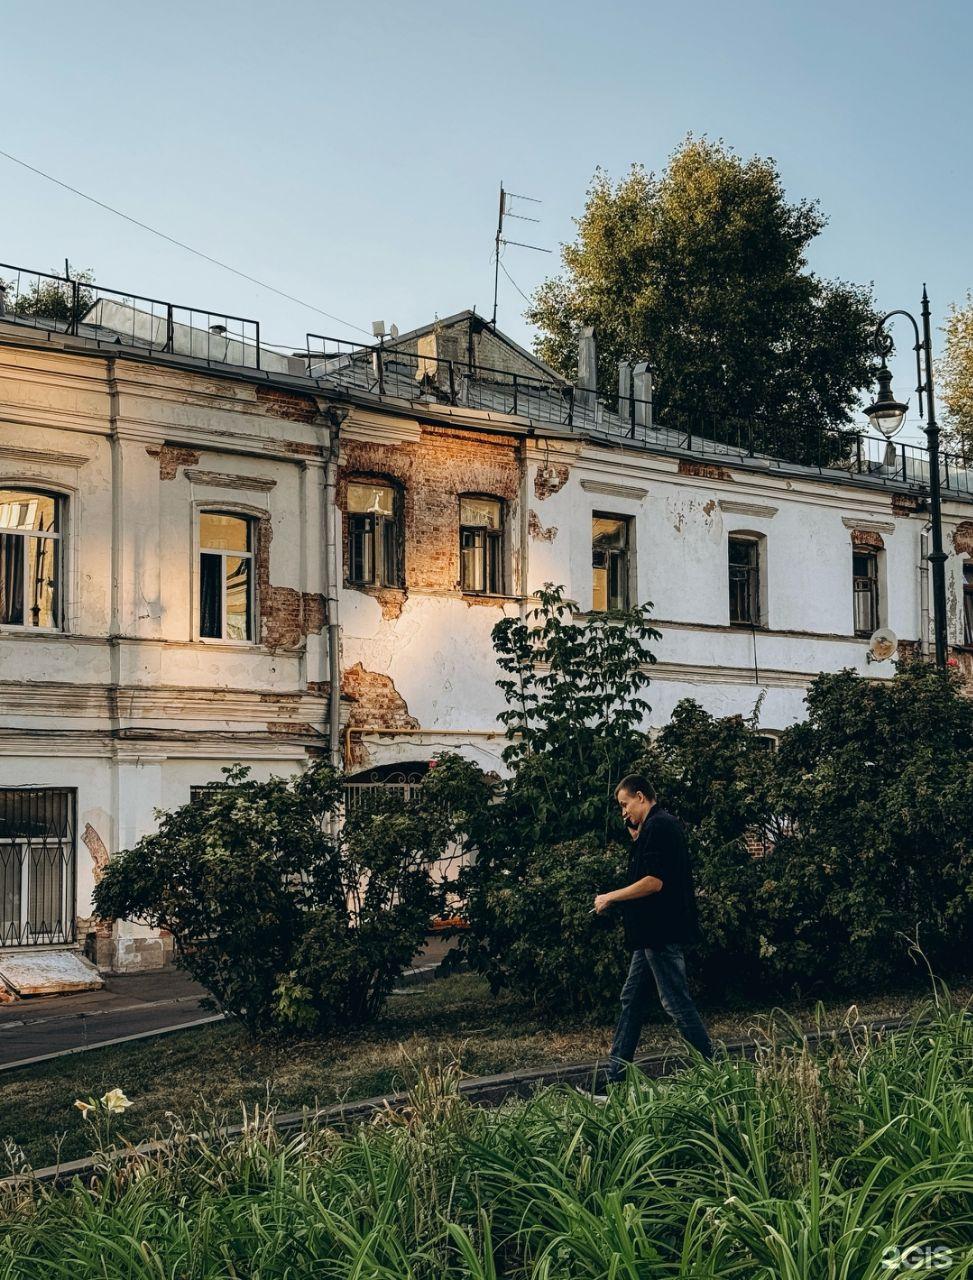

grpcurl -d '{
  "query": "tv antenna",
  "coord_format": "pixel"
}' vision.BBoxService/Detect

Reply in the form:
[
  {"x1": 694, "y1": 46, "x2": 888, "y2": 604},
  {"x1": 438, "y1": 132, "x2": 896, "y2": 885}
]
[{"x1": 491, "y1": 182, "x2": 550, "y2": 325}]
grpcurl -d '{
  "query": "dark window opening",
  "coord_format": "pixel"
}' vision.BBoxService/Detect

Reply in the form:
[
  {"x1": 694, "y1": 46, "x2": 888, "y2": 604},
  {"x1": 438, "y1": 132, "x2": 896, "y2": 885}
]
[
  {"x1": 0, "y1": 788, "x2": 75, "y2": 947},
  {"x1": 0, "y1": 489, "x2": 61, "y2": 629},
  {"x1": 853, "y1": 549, "x2": 879, "y2": 637},
  {"x1": 460, "y1": 496, "x2": 504, "y2": 594},
  {"x1": 199, "y1": 512, "x2": 254, "y2": 641},
  {"x1": 729, "y1": 537, "x2": 761, "y2": 625},
  {"x1": 964, "y1": 562, "x2": 973, "y2": 647},
  {"x1": 592, "y1": 514, "x2": 631, "y2": 611},
  {"x1": 347, "y1": 482, "x2": 403, "y2": 588}
]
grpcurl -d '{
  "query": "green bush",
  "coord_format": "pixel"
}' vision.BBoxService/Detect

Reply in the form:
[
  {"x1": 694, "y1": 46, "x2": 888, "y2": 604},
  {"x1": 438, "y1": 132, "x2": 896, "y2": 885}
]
[
  {"x1": 93, "y1": 760, "x2": 472, "y2": 1037},
  {"x1": 756, "y1": 660, "x2": 973, "y2": 996}
]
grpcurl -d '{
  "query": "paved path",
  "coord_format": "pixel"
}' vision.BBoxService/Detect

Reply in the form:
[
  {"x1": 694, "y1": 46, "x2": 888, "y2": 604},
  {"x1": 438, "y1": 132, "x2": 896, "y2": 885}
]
[{"x1": 0, "y1": 934, "x2": 460, "y2": 1068}]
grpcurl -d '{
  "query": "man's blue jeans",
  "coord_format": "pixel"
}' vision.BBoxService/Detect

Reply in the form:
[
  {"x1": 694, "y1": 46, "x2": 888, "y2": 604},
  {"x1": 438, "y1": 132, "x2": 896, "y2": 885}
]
[{"x1": 607, "y1": 944, "x2": 713, "y2": 1081}]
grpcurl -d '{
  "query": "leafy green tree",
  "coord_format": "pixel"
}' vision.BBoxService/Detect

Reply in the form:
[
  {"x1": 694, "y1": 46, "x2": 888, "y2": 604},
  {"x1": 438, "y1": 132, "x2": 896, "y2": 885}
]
[
  {"x1": 1, "y1": 268, "x2": 94, "y2": 325},
  {"x1": 93, "y1": 760, "x2": 474, "y2": 1037},
  {"x1": 528, "y1": 137, "x2": 876, "y2": 464},
  {"x1": 938, "y1": 292, "x2": 973, "y2": 455}
]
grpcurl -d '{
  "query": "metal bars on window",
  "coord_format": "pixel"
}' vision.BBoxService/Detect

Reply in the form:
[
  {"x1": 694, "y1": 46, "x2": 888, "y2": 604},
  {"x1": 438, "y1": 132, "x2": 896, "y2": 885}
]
[
  {"x1": 729, "y1": 537, "x2": 761, "y2": 626},
  {"x1": 0, "y1": 788, "x2": 76, "y2": 947}
]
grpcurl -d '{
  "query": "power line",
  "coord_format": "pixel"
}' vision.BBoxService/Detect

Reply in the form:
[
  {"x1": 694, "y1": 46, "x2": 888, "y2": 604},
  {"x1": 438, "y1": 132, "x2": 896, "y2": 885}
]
[
  {"x1": 499, "y1": 259, "x2": 532, "y2": 305},
  {"x1": 0, "y1": 146, "x2": 372, "y2": 338}
]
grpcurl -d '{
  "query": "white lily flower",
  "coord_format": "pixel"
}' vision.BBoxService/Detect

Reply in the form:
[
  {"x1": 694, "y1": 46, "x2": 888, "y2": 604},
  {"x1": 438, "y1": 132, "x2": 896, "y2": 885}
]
[{"x1": 101, "y1": 1088, "x2": 132, "y2": 1114}]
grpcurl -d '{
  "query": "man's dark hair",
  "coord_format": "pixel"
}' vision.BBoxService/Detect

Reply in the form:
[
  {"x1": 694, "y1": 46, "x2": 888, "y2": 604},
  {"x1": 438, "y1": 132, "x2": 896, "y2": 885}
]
[{"x1": 615, "y1": 774, "x2": 656, "y2": 801}]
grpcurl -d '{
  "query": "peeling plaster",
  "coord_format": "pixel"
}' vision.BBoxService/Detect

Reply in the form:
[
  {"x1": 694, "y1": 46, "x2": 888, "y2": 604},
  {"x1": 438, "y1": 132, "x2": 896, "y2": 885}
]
[{"x1": 528, "y1": 510, "x2": 558, "y2": 541}]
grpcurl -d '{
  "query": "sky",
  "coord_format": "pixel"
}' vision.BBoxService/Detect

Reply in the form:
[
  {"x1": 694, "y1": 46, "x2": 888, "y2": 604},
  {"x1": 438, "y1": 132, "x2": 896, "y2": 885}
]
[{"x1": 2, "y1": 0, "x2": 971, "y2": 444}]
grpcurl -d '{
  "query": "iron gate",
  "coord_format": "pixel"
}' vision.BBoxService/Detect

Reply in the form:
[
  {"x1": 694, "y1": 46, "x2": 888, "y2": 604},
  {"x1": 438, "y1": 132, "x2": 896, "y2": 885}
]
[{"x1": 0, "y1": 788, "x2": 76, "y2": 946}]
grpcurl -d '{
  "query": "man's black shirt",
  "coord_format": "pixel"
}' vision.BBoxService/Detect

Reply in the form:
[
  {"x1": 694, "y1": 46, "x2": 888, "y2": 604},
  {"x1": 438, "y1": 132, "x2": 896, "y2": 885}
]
[{"x1": 621, "y1": 805, "x2": 702, "y2": 950}]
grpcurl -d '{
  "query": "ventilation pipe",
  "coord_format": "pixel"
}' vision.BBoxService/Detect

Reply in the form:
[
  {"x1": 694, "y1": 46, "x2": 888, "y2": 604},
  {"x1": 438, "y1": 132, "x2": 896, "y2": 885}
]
[{"x1": 577, "y1": 326, "x2": 597, "y2": 413}]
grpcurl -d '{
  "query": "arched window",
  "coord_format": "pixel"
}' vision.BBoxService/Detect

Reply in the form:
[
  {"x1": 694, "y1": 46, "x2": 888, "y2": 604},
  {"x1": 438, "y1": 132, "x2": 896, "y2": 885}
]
[
  {"x1": 963, "y1": 560, "x2": 973, "y2": 647},
  {"x1": 459, "y1": 495, "x2": 504, "y2": 594},
  {"x1": 199, "y1": 512, "x2": 255, "y2": 641},
  {"x1": 346, "y1": 480, "x2": 404, "y2": 588},
  {"x1": 0, "y1": 489, "x2": 62, "y2": 629}
]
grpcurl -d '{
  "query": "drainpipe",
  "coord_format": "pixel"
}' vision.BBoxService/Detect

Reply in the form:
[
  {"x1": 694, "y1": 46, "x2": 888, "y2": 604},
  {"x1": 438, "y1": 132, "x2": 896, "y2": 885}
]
[
  {"x1": 919, "y1": 523, "x2": 931, "y2": 658},
  {"x1": 321, "y1": 407, "x2": 347, "y2": 769},
  {"x1": 518, "y1": 437, "x2": 530, "y2": 622}
]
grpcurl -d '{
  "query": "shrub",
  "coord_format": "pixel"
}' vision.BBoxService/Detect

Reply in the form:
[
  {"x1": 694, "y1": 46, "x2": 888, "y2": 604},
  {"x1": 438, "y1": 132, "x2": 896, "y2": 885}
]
[
  {"x1": 93, "y1": 760, "x2": 470, "y2": 1037},
  {"x1": 757, "y1": 660, "x2": 973, "y2": 995}
]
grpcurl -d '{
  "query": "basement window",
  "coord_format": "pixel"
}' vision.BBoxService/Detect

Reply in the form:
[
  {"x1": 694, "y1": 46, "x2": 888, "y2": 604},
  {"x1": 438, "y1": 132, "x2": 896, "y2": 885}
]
[
  {"x1": 460, "y1": 495, "x2": 504, "y2": 594},
  {"x1": 347, "y1": 482, "x2": 404, "y2": 588},
  {"x1": 729, "y1": 536, "x2": 762, "y2": 626},
  {"x1": 964, "y1": 562, "x2": 973, "y2": 647},
  {"x1": 852, "y1": 549, "x2": 880, "y2": 637},
  {"x1": 0, "y1": 489, "x2": 62, "y2": 630},
  {"x1": 592, "y1": 514, "x2": 631, "y2": 611},
  {"x1": 199, "y1": 512, "x2": 254, "y2": 642}
]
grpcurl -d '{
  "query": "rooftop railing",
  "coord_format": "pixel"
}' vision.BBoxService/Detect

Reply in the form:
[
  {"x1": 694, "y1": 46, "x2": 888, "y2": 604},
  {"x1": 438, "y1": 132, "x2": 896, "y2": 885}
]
[{"x1": 0, "y1": 262, "x2": 263, "y2": 370}]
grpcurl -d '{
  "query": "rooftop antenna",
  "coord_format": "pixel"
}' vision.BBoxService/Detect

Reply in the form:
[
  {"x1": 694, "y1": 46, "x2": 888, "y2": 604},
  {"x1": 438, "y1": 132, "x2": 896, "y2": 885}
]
[{"x1": 491, "y1": 182, "x2": 550, "y2": 326}]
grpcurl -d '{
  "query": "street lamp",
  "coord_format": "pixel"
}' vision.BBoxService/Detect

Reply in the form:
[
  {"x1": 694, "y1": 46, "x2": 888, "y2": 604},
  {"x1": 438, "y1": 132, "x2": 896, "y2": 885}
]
[{"x1": 862, "y1": 287, "x2": 948, "y2": 670}]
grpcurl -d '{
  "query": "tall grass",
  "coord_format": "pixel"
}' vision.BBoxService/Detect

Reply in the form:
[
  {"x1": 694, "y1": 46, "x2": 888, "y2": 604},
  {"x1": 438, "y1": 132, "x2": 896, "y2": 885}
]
[{"x1": 0, "y1": 987, "x2": 969, "y2": 1278}]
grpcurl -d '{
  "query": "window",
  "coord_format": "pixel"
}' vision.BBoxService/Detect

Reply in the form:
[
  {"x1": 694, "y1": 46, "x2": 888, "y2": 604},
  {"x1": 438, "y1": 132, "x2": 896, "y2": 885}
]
[
  {"x1": 0, "y1": 787, "x2": 75, "y2": 947},
  {"x1": 460, "y1": 495, "x2": 504, "y2": 594},
  {"x1": 199, "y1": 512, "x2": 254, "y2": 641},
  {"x1": 592, "y1": 514, "x2": 631, "y2": 611},
  {"x1": 0, "y1": 489, "x2": 61, "y2": 629},
  {"x1": 852, "y1": 549, "x2": 879, "y2": 637},
  {"x1": 728, "y1": 536, "x2": 761, "y2": 625},
  {"x1": 964, "y1": 562, "x2": 973, "y2": 647},
  {"x1": 346, "y1": 481, "x2": 403, "y2": 588}
]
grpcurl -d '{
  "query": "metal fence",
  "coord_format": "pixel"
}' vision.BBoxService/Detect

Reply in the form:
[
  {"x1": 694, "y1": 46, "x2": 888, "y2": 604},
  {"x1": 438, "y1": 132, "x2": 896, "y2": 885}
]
[
  {"x1": 0, "y1": 262, "x2": 263, "y2": 370},
  {"x1": 0, "y1": 788, "x2": 76, "y2": 947}
]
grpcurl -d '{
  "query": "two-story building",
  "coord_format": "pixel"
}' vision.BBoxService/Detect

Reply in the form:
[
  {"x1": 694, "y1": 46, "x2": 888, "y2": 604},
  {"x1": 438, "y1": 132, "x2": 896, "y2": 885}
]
[{"x1": 1, "y1": 264, "x2": 971, "y2": 987}]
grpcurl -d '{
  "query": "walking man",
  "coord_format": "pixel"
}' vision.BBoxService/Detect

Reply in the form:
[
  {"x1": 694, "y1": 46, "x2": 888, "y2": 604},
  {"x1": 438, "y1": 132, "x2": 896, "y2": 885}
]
[{"x1": 594, "y1": 774, "x2": 713, "y2": 1082}]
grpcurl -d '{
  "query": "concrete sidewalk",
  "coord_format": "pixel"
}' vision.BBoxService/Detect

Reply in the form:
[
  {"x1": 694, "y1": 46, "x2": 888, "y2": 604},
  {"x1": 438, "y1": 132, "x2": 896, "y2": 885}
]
[{"x1": 0, "y1": 934, "x2": 460, "y2": 1068}]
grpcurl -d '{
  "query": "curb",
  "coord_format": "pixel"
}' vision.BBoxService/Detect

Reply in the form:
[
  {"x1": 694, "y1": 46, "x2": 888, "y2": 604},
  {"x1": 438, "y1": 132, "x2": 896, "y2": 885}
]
[
  {"x1": 3, "y1": 1009, "x2": 928, "y2": 1190},
  {"x1": 0, "y1": 1013, "x2": 226, "y2": 1074}
]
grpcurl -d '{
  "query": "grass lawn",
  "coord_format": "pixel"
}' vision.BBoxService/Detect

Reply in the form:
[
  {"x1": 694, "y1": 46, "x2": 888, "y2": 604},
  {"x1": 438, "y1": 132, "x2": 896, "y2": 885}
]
[
  {"x1": 1, "y1": 997, "x2": 970, "y2": 1278},
  {"x1": 1, "y1": 970, "x2": 969, "y2": 1171}
]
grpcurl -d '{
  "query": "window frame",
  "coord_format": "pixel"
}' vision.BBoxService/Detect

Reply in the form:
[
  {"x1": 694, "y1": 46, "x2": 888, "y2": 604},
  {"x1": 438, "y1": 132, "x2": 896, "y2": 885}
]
[
  {"x1": 852, "y1": 547, "x2": 880, "y2": 638},
  {"x1": 0, "y1": 488, "x2": 64, "y2": 633},
  {"x1": 345, "y1": 480, "x2": 404, "y2": 589},
  {"x1": 459, "y1": 493, "x2": 505, "y2": 596},
  {"x1": 197, "y1": 510, "x2": 257, "y2": 645},
  {"x1": 962, "y1": 561, "x2": 973, "y2": 648},
  {"x1": 591, "y1": 511, "x2": 633, "y2": 612},
  {"x1": 728, "y1": 534, "x2": 763, "y2": 627}
]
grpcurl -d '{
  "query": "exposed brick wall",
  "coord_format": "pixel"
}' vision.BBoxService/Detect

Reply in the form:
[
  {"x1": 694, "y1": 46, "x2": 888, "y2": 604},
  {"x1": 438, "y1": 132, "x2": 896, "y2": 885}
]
[
  {"x1": 528, "y1": 510, "x2": 557, "y2": 541},
  {"x1": 338, "y1": 425, "x2": 521, "y2": 596},
  {"x1": 851, "y1": 528, "x2": 885, "y2": 549},
  {"x1": 255, "y1": 386, "x2": 319, "y2": 423},
  {"x1": 534, "y1": 463, "x2": 569, "y2": 499},
  {"x1": 892, "y1": 492, "x2": 923, "y2": 517},
  {"x1": 341, "y1": 661, "x2": 419, "y2": 766},
  {"x1": 81, "y1": 823, "x2": 110, "y2": 881},
  {"x1": 678, "y1": 459, "x2": 733, "y2": 482},
  {"x1": 952, "y1": 520, "x2": 973, "y2": 556},
  {"x1": 146, "y1": 444, "x2": 201, "y2": 480},
  {"x1": 255, "y1": 513, "x2": 327, "y2": 649}
]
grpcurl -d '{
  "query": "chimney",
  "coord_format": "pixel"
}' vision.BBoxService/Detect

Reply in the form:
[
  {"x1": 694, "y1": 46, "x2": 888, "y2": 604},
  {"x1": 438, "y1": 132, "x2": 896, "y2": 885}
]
[
  {"x1": 633, "y1": 361, "x2": 653, "y2": 429},
  {"x1": 577, "y1": 325, "x2": 597, "y2": 412},
  {"x1": 617, "y1": 360, "x2": 632, "y2": 422}
]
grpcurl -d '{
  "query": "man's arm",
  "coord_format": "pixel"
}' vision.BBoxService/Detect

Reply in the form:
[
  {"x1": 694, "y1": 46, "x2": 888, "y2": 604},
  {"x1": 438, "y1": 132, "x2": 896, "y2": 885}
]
[{"x1": 594, "y1": 875, "x2": 662, "y2": 914}]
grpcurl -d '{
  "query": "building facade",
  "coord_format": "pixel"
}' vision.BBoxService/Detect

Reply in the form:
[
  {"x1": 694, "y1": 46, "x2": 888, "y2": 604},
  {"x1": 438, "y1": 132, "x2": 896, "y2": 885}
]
[{"x1": 1, "y1": 270, "x2": 971, "y2": 981}]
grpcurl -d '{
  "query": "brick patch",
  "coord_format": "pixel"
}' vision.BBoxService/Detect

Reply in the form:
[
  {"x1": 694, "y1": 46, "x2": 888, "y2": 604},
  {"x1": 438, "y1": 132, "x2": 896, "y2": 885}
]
[
  {"x1": 952, "y1": 520, "x2": 973, "y2": 556},
  {"x1": 892, "y1": 492, "x2": 923, "y2": 517},
  {"x1": 146, "y1": 444, "x2": 201, "y2": 480},
  {"x1": 255, "y1": 386, "x2": 319, "y2": 423},
  {"x1": 528, "y1": 510, "x2": 557, "y2": 541},
  {"x1": 256, "y1": 515, "x2": 327, "y2": 649},
  {"x1": 341, "y1": 662, "x2": 419, "y2": 766},
  {"x1": 533, "y1": 463, "x2": 569, "y2": 499},
  {"x1": 851, "y1": 528, "x2": 885, "y2": 549},
  {"x1": 678, "y1": 459, "x2": 733, "y2": 482}
]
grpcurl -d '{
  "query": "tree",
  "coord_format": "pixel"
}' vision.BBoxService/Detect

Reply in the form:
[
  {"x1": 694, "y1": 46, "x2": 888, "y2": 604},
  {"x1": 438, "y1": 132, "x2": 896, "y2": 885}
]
[
  {"x1": 938, "y1": 293, "x2": 973, "y2": 456},
  {"x1": 528, "y1": 137, "x2": 876, "y2": 465},
  {"x1": 0, "y1": 268, "x2": 94, "y2": 325}
]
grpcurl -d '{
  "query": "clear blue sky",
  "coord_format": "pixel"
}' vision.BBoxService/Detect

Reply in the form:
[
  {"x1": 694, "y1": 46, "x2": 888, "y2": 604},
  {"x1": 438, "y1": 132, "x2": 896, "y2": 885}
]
[{"x1": 3, "y1": 0, "x2": 970, "y2": 440}]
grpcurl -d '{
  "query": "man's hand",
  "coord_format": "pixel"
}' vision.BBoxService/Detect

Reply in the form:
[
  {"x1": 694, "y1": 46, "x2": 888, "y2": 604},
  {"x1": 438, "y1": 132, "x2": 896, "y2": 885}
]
[{"x1": 593, "y1": 892, "x2": 614, "y2": 915}]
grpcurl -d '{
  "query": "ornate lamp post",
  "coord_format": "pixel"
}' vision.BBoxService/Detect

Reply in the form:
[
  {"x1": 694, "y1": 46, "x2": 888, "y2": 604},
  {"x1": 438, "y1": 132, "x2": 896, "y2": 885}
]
[{"x1": 863, "y1": 288, "x2": 948, "y2": 670}]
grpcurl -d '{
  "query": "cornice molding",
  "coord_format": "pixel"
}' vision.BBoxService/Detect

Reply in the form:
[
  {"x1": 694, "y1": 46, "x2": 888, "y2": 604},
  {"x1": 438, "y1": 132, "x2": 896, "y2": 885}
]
[
  {"x1": 580, "y1": 478, "x2": 649, "y2": 500},
  {"x1": 841, "y1": 517, "x2": 896, "y2": 534},
  {"x1": 0, "y1": 443, "x2": 91, "y2": 468},
  {"x1": 184, "y1": 469, "x2": 277, "y2": 492},
  {"x1": 718, "y1": 499, "x2": 778, "y2": 518}
]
